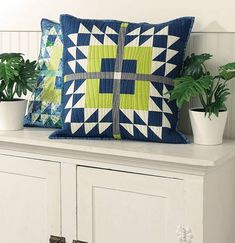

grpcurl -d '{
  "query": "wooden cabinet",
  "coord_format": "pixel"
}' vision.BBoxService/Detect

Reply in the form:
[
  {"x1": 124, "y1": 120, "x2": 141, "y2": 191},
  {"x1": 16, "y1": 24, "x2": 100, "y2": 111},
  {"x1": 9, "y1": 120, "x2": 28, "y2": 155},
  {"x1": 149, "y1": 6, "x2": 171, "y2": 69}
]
[
  {"x1": 77, "y1": 166, "x2": 186, "y2": 243},
  {"x1": 0, "y1": 154, "x2": 61, "y2": 243},
  {"x1": 0, "y1": 128, "x2": 234, "y2": 243}
]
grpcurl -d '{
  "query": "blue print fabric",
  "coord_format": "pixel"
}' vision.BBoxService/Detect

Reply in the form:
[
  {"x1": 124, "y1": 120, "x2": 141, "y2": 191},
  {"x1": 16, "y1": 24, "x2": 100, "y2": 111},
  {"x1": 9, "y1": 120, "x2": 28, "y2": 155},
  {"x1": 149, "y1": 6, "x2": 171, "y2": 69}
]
[{"x1": 24, "y1": 19, "x2": 63, "y2": 128}]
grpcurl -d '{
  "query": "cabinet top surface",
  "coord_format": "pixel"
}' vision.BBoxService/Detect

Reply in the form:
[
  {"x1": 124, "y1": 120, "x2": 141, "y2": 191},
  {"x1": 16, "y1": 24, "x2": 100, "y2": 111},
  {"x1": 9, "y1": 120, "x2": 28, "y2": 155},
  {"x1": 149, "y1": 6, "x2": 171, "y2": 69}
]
[{"x1": 0, "y1": 128, "x2": 234, "y2": 167}]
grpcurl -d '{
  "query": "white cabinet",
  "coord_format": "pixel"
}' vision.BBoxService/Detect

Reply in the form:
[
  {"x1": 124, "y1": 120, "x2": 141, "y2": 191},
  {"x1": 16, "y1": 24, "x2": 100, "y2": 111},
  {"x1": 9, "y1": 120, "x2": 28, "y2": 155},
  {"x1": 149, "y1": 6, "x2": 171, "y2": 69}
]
[
  {"x1": 0, "y1": 154, "x2": 61, "y2": 243},
  {"x1": 77, "y1": 166, "x2": 186, "y2": 243},
  {"x1": 0, "y1": 128, "x2": 234, "y2": 243}
]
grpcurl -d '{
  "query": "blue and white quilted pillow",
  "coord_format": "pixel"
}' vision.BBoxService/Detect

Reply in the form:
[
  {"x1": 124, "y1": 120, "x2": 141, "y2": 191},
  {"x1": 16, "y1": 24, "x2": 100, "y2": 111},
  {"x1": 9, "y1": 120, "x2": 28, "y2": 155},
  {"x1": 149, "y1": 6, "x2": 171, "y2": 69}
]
[
  {"x1": 24, "y1": 19, "x2": 63, "y2": 128},
  {"x1": 50, "y1": 15, "x2": 194, "y2": 143}
]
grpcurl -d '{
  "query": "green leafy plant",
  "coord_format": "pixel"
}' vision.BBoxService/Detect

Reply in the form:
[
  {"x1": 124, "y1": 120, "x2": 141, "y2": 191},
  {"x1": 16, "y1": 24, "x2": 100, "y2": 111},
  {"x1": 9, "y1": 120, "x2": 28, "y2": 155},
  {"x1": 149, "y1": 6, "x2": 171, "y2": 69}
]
[
  {"x1": 0, "y1": 53, "x2": 39, "y2": 101},
  {"x1": 168, "y1": 53, "x2": 235, "y2": 117}
]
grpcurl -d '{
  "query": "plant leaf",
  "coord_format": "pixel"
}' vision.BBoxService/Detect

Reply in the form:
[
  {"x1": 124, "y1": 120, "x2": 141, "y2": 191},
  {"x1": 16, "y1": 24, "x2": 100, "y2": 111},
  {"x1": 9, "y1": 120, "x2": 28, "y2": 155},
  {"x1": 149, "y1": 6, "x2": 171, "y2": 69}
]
[
  {"x1": 0, "y1": 63, "x2": 19, "y2": 83},
  {"x1": 206, "y1": 82, "x2": 229, "y2": 117},
  {"x1": 181, "y1": 53, "x2": 212, "y2": 79},
  {"x1": 219, "y1": 62, "x2": 235, "y2": 81},
  {"x1": 0, "y1": 53, "x2": 38, "y2": 100},
  {"x1": 169, "y1": 75, "x2": 213, "y2": 108}
]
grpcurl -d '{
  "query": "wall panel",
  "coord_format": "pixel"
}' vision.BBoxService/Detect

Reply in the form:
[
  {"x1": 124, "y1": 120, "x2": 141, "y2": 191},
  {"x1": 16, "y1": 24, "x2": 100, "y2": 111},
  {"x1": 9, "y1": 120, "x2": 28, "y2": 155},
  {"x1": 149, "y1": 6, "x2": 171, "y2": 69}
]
[{"x1": 1, "y1": 0, "x2": 235, "y2": 32}]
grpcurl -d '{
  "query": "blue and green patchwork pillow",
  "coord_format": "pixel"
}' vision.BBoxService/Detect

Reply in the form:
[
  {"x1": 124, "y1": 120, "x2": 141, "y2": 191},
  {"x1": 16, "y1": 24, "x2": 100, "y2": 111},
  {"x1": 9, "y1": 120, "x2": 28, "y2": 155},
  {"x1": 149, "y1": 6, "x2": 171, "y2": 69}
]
[
  {"x1": 50, "y1": 14, "x2": 194, "y2": 143},
  {"x1": 24, "y1": 19, "x2": 63, "y2": 128}
]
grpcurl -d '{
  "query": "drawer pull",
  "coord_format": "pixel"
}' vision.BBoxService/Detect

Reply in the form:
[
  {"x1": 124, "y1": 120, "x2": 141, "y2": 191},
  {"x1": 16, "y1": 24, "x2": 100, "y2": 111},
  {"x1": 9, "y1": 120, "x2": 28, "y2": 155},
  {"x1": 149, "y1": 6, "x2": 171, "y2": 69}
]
[
  {"x1": 176, "y1": 225, "x2": 193, "y2": 243},
  {"x1": 49, "y1": 235, "x2": 66, "y2": 243},
  {"x1": 73, "y1": 241, "x2": 88, "y2": 243}
]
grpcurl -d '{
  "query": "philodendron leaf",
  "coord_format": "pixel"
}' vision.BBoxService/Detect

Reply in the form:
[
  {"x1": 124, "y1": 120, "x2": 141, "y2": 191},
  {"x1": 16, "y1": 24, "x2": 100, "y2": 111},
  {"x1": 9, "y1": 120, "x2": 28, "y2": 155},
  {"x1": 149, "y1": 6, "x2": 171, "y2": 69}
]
[
  {"x1": 219, "y1": 62, "x2": 235, "y2": 81},
  {"x1": 206, "y1": 83, "x2": 230, "y2": 117},
  {"x1": 0, "y1": 81, "x2": 6, "y2": 93},
  {"x1": 182, "y1": 53, "x2": 212, "y2": 79},
  {"x1": 15, "y1": 82, "x2": 22, "y2": 97},
  {"x1": 0, "y1": 63, "x2": 19, "y2": 83},
  {"x1": 0, "y1": 53, "x2": 23, "y2": 60},
  {"x1": 169, "y1": 75, "x2": 212, "y2": 108},
  {"x1": 0, "y1": 53, "x2": 38, "y2": 101}
]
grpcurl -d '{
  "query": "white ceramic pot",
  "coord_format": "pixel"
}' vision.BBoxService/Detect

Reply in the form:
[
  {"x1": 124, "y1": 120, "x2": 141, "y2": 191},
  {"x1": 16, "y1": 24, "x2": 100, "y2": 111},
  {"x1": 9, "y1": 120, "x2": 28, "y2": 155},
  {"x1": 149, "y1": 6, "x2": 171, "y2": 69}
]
[
  {"x1": 189, "y1": 108, "x2": 228, "y2": 145},
  {"x1": 0, "y1": 99, "x2": 27, "y2": 131}
]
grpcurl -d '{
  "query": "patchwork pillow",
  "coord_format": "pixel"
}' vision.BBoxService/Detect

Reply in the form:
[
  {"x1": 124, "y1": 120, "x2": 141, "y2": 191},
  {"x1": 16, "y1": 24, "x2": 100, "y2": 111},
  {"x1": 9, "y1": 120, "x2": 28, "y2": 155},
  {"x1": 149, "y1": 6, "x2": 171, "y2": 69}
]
[
  {"x1": 50, "y1": 14, "x2": 194, "y2": 143},
  {"x1": 24, "y1": 19, "x2": 63, "y2": 128}
]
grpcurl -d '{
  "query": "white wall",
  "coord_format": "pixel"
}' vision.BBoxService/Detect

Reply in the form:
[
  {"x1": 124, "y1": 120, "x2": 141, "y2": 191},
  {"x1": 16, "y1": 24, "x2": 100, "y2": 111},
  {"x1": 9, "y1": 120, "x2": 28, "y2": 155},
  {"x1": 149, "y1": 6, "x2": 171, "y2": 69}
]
[
  {"x1": 1, "y1": 0, "x2": 235, "y2": 32},
  {"x1": 1, "y1": 1, "x2": 235, "y2": 138}
]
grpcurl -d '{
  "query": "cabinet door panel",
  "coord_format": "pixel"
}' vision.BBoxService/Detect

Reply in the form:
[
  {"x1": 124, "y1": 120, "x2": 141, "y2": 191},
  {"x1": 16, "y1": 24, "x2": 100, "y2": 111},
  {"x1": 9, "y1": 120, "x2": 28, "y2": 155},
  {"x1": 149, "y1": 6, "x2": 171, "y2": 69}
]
[
  {"x1": 0, "y1": 154, "x2": 61, "y2": 243},
  {"x1": 77, "y1": 166, "x2": 185, "y2": 243}
]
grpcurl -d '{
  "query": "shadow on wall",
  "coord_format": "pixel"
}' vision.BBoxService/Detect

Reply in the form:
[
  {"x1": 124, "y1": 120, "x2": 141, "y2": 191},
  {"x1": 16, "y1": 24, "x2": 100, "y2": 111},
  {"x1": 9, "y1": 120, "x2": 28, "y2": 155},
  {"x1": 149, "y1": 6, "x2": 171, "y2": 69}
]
[
  {"x1": 199, "y1": 21, "x2": 228, "y2": 33},
  {"x1": 178, "y1": 97, "x2": 200, "y2": 136}
]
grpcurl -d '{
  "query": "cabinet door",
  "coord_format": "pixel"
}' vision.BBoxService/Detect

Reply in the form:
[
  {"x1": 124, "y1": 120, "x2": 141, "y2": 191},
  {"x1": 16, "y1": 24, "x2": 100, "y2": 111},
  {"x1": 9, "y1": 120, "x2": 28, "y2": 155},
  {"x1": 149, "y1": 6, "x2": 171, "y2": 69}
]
[
  {"x1": 77, "y1": 166, "x2": 185, "y2": 243},
  {"x1": 0, "y1": 154, "x2": 61, "y2": 243}
]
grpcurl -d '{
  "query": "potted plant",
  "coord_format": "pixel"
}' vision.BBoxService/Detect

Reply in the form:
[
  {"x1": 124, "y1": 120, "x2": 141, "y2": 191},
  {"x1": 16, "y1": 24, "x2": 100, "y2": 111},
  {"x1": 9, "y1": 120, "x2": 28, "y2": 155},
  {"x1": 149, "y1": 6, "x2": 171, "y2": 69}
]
[
  {"x1": 0, "y1": 53, "x2": 38, "y2": 130},
  {"x1": 169, "y1": 53, "x2": 235, "y2": 145}
]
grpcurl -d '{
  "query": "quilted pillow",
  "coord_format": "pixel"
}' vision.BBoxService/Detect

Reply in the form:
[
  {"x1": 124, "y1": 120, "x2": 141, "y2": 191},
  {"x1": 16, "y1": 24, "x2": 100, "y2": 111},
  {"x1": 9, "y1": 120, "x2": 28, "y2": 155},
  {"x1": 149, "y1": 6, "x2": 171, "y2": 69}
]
[
  {"x1": 50, "y1": 14, "x2": 194, "y2": 143},
  {"x1": 24, "y1": 19, "x2": 63, "y2": 128}
]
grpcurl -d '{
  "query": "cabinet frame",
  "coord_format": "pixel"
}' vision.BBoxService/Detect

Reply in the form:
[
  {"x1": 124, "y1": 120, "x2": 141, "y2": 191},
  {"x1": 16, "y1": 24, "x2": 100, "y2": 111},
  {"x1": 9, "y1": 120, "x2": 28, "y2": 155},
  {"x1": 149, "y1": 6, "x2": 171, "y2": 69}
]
[{"x1": 0, "y1": 153, "x2": 61, "y2": 242}]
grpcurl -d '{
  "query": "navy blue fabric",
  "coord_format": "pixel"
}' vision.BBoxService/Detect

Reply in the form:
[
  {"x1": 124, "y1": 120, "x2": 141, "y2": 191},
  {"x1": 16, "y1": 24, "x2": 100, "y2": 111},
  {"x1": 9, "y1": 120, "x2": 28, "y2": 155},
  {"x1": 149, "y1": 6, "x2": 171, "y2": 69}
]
[{"x1": 50, "y1": 14, "x2": 194, "y2": 144}]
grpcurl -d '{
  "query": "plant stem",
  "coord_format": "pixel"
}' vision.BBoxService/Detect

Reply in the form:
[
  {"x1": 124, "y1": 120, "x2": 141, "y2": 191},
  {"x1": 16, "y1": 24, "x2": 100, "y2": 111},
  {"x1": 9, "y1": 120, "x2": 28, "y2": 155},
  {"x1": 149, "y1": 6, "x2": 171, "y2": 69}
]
[
  {"x1": 199, "y1": 94, "x2": 207, "y2": 110},
  {"x1": 202, "y1": 63, "x2": 208, "y2": 74},
  {"x1": 1, "y1": 91, "x2": 8, "y2": 101},
  {"x1": 207, "y1": 78, "x2": 220, "y2": 106},
  {"x1": 12, "y1": 91, "x2": 16, "y2": 100},
  {"x1": 5, "y1": 85, "x2": 14, "y2": 100}
]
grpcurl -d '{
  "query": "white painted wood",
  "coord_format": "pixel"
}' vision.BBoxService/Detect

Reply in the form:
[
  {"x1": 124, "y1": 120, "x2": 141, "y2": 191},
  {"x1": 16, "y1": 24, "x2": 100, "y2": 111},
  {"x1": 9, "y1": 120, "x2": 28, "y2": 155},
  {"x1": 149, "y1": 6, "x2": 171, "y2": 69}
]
[
  {"x1": 203, "y1": 160, "x2": 235, "y2": 243},
  {"x1": 77, "y1": 166, "x2": 185, "y2": 243},
  {"x1": 0, "y1": 154, "x2": 61, "y2": 243},
  {"x1": 0, "y1": 0, "x2": 235, "y2": 32},
  {"x1": 183, "y1": 176, "x2": 204, "y2": 243},
  {"x1": 61, "y1": 163, "x2": 77, "y2": 243},
  {"x1": 0, "y1": 31, "x2": 40, "y2": 100},
  {"x1": 0, "y1": 144, "x2": 208, "y2": 178},
  {"x1": 0, "y1": 31, "x2": 40, "y2": 60},
  {"x1": 0, "y1": 128, "x2": 235, "y2": 168},
  {"x1": 0, "y1": 129, "x2": 233, "y2": 243}
]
